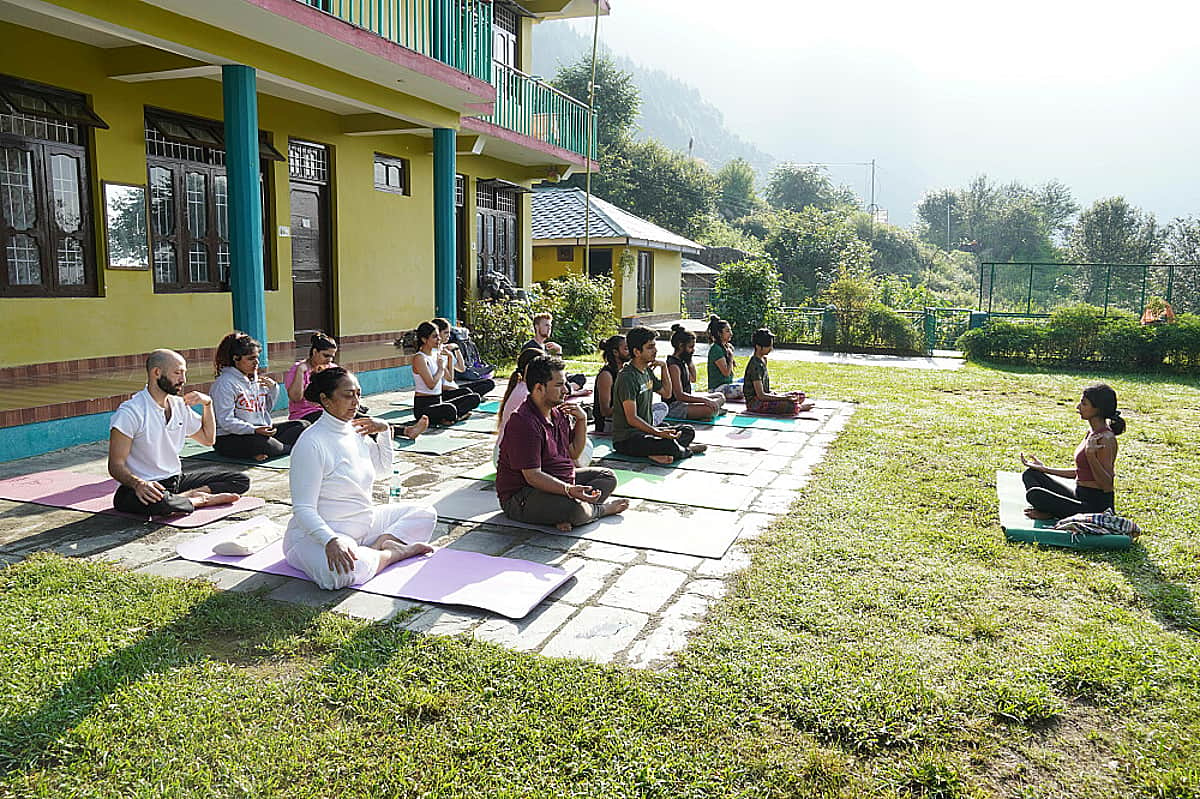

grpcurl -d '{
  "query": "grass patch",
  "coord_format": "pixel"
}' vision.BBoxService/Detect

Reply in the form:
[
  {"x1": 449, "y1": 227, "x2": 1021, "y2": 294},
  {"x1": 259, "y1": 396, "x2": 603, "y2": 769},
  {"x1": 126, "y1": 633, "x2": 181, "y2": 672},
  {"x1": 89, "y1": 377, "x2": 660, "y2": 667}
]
[{"x1": 1, "y1": 361, "x2": 1198, "y2": 797}]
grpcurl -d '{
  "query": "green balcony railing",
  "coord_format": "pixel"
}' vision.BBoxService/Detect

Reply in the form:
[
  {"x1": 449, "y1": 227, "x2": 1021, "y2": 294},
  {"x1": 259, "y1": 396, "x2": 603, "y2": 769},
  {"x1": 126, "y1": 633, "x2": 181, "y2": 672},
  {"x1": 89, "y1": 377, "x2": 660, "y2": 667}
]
[
  {"x1": 480, "y1": 62, "x2": 597, "y2": 160},
  {"x1": 295, "y1": 0, "x2": 493, "y2": 84}
]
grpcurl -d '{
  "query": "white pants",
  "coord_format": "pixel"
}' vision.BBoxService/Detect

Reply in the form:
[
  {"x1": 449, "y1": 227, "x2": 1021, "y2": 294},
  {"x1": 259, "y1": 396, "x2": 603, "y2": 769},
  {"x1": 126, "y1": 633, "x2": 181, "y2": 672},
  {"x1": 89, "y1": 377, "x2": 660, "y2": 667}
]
[{"x1": 283, "y1": 503, "x2": 437, "y2": 590}]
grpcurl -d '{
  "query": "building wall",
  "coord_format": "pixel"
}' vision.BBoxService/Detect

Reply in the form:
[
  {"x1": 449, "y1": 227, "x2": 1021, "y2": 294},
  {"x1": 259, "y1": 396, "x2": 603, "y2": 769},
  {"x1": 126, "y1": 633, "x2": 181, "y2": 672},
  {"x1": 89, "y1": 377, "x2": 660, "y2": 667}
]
[
  {"x1": 531, "y1": 243, "x2": 681, "y2": 320},
  {"x1": 0, "y1": 24, "x2": 535, "y2": 367}
]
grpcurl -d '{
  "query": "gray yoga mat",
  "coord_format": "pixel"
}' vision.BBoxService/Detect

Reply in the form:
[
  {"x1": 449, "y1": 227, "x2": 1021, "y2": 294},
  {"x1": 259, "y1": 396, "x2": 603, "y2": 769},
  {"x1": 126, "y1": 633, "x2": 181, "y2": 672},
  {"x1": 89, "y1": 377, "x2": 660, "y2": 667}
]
[
  {"x1": 394, "y1": 433, "x2": 483, "y2": 456},
  {"x1": 589, "y1": 438, "x2": 761, "y2": 475},
  {"x1": 427, "y1": 480, "x2": 741, "y2": 559}
]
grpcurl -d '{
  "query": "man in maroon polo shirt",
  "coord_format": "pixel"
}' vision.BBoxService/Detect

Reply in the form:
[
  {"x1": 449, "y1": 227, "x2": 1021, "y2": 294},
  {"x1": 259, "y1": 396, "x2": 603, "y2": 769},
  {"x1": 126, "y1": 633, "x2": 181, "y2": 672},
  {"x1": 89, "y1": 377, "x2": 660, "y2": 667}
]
[{"x1": 496, "y1": 355, "x2": 628, "y2": 531}]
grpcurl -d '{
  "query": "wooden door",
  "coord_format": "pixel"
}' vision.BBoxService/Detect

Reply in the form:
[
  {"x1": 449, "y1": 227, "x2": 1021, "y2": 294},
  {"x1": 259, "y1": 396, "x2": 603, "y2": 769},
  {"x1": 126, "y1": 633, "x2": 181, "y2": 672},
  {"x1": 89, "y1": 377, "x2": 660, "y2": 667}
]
[{"x1": 289, "y1": 183, "x2": 330, "y2": 340}]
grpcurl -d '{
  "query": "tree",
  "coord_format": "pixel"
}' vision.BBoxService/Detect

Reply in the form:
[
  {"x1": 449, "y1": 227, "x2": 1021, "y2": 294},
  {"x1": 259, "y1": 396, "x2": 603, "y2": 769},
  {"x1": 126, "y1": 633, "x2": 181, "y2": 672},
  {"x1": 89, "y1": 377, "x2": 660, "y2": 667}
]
[
  {"x1": 552, "y1": 54, "x2": 639, "y2": 154},
  {"x1": 851, "y1": 212, "x2": 922, "y2": 279},
  {"x1": 716, "y1": 158, "x2": 760, "y2": 221},
  {"x1": 764, "y1": 207, "x2": 873, "y2": 301},
  {"x1": 764, "y1": 164, "x2": 857, "y2": 213},
  {"x1": 1067, "y1": 197, "x2": 1161, "y2": 305},
  {"x1": 592, "y1": 136, "x2": 718, "y2": 239},
  {"x1": 1157, "y1": 216, "x2": 1200, "y2": 312},
  {"x1": 710, "y1": 258, "x2": 782, "y2": 345},
  {"x1": 915, "y1": 188, "x2": 963, "y2": 250}
]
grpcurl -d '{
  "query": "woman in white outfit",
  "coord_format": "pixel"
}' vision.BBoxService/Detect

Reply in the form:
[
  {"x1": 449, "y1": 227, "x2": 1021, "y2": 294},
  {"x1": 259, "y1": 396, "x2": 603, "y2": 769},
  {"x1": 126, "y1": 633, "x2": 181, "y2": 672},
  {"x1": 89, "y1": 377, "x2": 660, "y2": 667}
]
[{"x1": 284, "y1": 366, "x2": 437, "y2": 590}]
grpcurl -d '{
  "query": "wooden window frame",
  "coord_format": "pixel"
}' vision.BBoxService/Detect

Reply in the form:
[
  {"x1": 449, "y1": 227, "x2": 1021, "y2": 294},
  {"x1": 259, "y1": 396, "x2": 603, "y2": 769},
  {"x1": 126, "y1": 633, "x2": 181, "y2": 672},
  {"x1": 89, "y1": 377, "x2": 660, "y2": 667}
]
[{"x1": 373, "y1": 153, "x2": 409, "y2": 196}]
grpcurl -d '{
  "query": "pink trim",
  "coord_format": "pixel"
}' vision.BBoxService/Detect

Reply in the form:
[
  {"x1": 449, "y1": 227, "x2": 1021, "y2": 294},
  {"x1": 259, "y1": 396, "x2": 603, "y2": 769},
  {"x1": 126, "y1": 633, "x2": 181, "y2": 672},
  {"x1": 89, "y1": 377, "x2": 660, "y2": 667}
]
[
  {"x1": 242, "y1": 0, "x2": 493, "y2": 101},
  {"x1": 461, "y1": 117, "x2": 596, "y2": 170}
]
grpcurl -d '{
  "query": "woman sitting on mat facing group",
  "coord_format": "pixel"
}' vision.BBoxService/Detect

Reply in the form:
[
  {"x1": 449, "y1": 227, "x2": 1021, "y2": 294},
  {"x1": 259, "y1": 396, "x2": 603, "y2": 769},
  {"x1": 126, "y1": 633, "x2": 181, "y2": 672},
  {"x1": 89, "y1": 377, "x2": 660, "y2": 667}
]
[
  {"x1": 412, "y1": 321, "x2": 481, "y2": 426},
  {"x1": 1020, "y1": 383, "x2": 1124, "y2": 520},
  {"x1": 211, "y1": 331, "x2": 309, "y2": 462},
  {"x1": 743, "y1": 328, "x2": 814, "y2": 417},
  {"x1": 666, "y1": 324, "x2": 726, "y2": 421},
  {"x1": 706, "y1": 315, "x2": 743, "y2": 400},
  {"x1": 284, "y1": 366, "x2": 436, "y2": 590},
  {"x1": 286, "y1": 331, "x2": 428, "y2": 439}
]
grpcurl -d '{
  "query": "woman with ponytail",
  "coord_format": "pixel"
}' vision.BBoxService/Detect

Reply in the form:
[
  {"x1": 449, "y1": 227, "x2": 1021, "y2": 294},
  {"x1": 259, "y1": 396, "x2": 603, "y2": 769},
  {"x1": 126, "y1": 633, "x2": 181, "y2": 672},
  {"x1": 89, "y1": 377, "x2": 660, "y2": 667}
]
[
  {"x1": 1020, "y1": 383, "x2": 1125, "y2": 519},
  {"x1": 705, "y1": 315, "x2": 743, "y2": 400}
]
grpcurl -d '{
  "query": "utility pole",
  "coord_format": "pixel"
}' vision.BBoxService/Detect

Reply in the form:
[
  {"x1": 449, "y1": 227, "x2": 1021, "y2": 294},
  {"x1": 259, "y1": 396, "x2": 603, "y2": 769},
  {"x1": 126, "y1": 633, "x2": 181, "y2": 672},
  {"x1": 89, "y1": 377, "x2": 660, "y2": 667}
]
[{"x1": 946, "y1": 201, "x2": 951, "y2": 250}]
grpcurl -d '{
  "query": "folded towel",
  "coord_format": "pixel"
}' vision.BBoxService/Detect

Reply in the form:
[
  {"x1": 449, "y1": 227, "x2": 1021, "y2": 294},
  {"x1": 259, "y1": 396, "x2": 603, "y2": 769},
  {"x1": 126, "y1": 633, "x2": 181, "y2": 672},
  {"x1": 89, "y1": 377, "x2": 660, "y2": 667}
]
[{"x1": 212, "y1": 517, "x2": 285, "y2": 556}]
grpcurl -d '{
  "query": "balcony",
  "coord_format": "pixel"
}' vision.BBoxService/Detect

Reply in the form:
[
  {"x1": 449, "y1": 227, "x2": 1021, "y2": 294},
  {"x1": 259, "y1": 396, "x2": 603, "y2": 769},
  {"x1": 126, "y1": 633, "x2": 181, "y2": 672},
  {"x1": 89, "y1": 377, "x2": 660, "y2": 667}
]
[
  {"x1": 294, "y1": 0, "x2": 494, "y2": 83},
  {"x1": 473, "y1": 62, "x2": 596, "y2": 163}
]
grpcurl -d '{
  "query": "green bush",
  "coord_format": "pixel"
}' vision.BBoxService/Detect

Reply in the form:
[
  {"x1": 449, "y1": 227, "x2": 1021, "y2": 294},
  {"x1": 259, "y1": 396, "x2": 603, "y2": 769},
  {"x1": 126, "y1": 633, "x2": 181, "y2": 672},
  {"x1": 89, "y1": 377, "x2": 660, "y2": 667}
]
[
  {"x1": 861, "y1": 304, "x2": 921, "y2": 353},
  {"x1": 464, "y1": 295, "x2": 536, "y2": 365},
  {"x1": 1098, "y1": 317, "x2": 1162, "y2": 368},
  {"x1": 1045, "y1": 304, "x2": 1105, "y2": 362},
  {"x1": 538, "y1": 273, "x2": 617, "y2": 356},
  {"x1": 1159, "y1": 313, "x2": 1200, "y2": 368},
  {"x1": 956, "y1": 319, "x2": 1047, "y2": 361},
  {"x1": 711, "y1": 258, "x2": 783, "y2": 345}
]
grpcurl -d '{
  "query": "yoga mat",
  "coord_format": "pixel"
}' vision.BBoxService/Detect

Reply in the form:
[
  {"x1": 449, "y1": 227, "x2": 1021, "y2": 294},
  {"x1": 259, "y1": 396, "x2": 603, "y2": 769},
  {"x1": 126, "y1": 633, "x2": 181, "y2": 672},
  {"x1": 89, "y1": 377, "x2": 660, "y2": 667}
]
[
  {"x1": 453, "y1": 415, "x2": 501, "y2": 434},
  {"x1": 176, "y1": 518, "x2": 570, "y2": 619},
  {"x1": 995, "y1": 471, "x2": 1131, "y2": 551},
  {"x1": 478, "y1": 400, "x2": 501, "y2": 414},
  {"x1": 394, "y1": 432, "x2": 482, "y2": 456},
  {"x1": 0, "y1": 470, "x2": 265, "y2": 528},
  {"x1": 459, "y1": 464, "x2": 753, "y2": 512},
  {"x1": 180, "y1": 440, "x2": 290, "y2": 470},
  {"x1": 688, "y1": 425, "x2": 781, "y2": 450},
  {"x1": 428, "y1": 480, "x2": 741, "y2": 559},
  {"x1": 588, "y1": 439, "x2": 761, "y2": 476},
  {"x1": 668, "y1": 413, "x2": 822, "y2": 433}
]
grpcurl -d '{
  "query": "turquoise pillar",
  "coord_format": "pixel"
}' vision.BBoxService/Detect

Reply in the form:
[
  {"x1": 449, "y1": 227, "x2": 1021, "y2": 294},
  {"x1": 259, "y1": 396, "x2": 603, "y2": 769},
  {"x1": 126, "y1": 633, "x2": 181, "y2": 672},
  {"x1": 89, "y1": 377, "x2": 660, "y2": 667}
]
[
  {"x1": 222, "y1": 65, "x2": 268, "y2": 362},
  {"x1": 433, "y1": 128, "x2": 457, "y2": 322}
]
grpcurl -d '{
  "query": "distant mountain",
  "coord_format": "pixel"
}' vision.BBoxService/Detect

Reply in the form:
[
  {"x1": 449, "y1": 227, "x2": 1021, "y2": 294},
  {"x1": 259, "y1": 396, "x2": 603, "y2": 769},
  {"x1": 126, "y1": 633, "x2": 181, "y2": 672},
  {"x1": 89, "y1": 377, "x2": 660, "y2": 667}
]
[{"x1": 532, "y1": 22, "x2": 777, "y2": 180}]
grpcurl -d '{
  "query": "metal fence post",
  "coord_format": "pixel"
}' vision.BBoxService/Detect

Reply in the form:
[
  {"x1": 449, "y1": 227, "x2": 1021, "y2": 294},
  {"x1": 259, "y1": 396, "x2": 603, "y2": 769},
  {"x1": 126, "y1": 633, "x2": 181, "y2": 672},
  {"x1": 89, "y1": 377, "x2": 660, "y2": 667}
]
[
  {"x1": 1027, "y1": 262, "x2": 1034, "y2": 315},
  {"x1": 1103, "y1": 265, "x2": 1112, "y2": 315},
  {"x1": 820, "y1": 305, "x2": 838, "y2": 351},
  {"x1": 1140, "y1": 264, "x2": 1148, "y2": 313},
  {"x1": 923, "y1": 309, "x2": 936, "y2": 354}
]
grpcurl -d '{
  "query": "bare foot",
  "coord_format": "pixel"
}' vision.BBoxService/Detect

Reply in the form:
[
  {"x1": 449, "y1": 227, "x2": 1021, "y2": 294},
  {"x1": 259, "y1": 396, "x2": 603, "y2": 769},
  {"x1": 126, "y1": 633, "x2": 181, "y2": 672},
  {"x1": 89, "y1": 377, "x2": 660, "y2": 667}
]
[
  {"x1": 689, "y1": 443, "x2": 708, "y2": 454},
  {"x1": 190, "y1": 492, "x2": 240, "y2": 508},
  {"x1": 381, "y1": 541, "x2": 434, "y2": 561},
  {"x1": 648, "y1": 454, "x2": 674, "y2": 465},
  {"x1": 1023, "y1": 508, "x2": 1054, "y2": 520},
  {"x1": 254, "y1": 454, "x2": 269, "y2": 462},
  {"x1": 404, "y1": 416, "x2": 430, "y2": 439},
  {"x1": 555, "y1": 521, "x2": 573, "y2": 532},
  {"x1": 797, "y1": 401, "x2": 815, "y2": 412},
  {"x1": 599, "y1": 498, "x2": 629, "y2": 518}
]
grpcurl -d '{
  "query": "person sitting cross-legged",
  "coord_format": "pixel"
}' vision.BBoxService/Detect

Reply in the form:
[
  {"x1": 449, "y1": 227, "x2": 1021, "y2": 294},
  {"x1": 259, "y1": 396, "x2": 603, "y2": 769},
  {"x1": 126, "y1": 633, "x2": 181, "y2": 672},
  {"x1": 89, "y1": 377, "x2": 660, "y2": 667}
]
[
  {"x1": 496, "y1": 355, "x2": 628, "y2": 532},
  {"x1": 612, "y1": 327, "x2": 706, "y2": 465},
  {"x1": 108, "y1": 349, "x2": 249, "y2": 517},
  {"x1": 283, "y1": 366, "x2": 437, "y2": 591}
]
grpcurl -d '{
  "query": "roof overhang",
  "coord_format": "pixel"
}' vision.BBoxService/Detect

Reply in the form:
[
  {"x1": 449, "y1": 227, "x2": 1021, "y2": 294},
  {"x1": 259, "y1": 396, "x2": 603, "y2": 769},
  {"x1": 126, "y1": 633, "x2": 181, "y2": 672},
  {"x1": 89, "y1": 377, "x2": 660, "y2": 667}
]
[
  {"x1": 521, "y1": 0, "x2": 611, "y2": 20},
  {"x1": 533, "y1": 237, "x2": 702, "y2": 256}
]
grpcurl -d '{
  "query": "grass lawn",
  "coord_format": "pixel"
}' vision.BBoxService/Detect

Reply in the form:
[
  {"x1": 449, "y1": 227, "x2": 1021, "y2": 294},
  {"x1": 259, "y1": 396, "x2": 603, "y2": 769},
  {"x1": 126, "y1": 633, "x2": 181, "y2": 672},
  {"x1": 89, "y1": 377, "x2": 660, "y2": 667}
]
[{"x1": 1, "y1": 360, "x2": 1198, "y2": 798}]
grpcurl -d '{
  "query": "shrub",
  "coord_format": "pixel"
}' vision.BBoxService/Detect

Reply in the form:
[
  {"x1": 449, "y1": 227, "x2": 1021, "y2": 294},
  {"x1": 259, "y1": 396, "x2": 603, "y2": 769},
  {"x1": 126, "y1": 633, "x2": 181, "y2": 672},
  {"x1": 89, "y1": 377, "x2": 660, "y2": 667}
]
[
  {"x1": 1098, "y1": 317, "x2": 1162, "y2": 368},
  {"x1": 862, "y1": 304, "x2": 921, "y2": 353},
  {"x1": 464, "y1": 295, "x2": 536, "y2": 365},
  {"x1": 956, "y1": 319, "x2": 1047, "y2": 361},
  {"x1": 711, "y1": 258, "x2": 783, "y2": 345},
  {"x1": 1045, "y1": 304, "x2": 1105, "y2": 362},
  {"x1": 538, "y1": 273, "x2": 617, "y2": 356},
  {"x1": 1159, "y1": 313, "x2": 1200, "y2": 368},
  {"x1": 822, "y1": 266, "x2": 878, "y2": 349}
]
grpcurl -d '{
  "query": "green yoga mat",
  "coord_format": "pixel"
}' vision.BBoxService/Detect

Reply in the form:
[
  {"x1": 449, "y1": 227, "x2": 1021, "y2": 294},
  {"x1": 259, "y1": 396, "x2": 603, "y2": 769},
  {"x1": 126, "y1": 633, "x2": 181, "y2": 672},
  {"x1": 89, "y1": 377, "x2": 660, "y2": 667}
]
[
  {"x1": 478, "y1": 400, "x2": 501, "y2": 414},
  {"x1": 394, "y1": 433, "x2": 481, "y2": 456},
  {"x1": 996, "y1": 471, "x2": 1131, "y2": 551},
  {"x1": 180, "y1": 440, "x2": 290, "y2": 470},
  {"x1": 589, "y1": 438, "x2": 759, "y2": 475},
  {"x1": 667, "y1": 412, "x2": 821, "y2": 433},
  {"x1": 381, "y1": 409, "x2": 498, "y2": 435},
  {"x1": 459, "y1": 463, "x2": 753, "y2": 511}
]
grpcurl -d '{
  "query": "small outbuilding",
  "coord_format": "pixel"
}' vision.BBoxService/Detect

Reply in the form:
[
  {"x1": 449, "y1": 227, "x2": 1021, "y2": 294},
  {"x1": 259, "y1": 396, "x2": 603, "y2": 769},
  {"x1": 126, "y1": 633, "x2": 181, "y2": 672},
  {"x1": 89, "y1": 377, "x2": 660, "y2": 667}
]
[{"x1": 531, "y1": 188, "x2": 702, "y2": 325}]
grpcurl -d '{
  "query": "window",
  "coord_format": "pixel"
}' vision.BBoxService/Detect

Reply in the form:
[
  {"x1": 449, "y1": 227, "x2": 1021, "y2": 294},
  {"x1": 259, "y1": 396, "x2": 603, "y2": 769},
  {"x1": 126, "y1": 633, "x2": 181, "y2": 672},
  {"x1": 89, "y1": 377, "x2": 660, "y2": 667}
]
[
  {"x1": 0, "y1": 75, "x2": 105, "y2": 297},
  {"x1": 493, "y1": 5, "x2": 519, "y2": 69},
  {"x1": 557, "y1": 246, "x2": 574, "y2": 262},
  {"x1": 145, "y1": 109, "x2": 276, "y2": 293},
  {"x1": 373, "y1": 153, "x2": 408, "y2": 195},
  {"x1": 636, "y1": 251, "x2": 653, "y2": 313}
]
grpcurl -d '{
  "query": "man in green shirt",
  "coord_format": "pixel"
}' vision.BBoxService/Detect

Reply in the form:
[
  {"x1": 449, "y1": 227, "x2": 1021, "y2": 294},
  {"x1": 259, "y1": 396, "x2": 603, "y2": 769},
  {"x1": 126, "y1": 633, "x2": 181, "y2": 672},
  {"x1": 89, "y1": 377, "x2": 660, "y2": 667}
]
[{"x1": 612, "y1": 327, "x2": 705, "y2": 464}]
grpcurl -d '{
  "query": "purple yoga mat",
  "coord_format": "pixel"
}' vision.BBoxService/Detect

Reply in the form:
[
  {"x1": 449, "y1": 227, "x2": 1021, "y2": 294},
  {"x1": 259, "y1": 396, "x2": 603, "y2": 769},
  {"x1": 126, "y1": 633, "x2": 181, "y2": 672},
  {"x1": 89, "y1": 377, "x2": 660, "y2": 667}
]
[
  {"x1": 176, "y1": 519, "x2": 571, "y2": 619},
  {"x1": 0, "y1": 469, "x2": 265, "y2": 528}
]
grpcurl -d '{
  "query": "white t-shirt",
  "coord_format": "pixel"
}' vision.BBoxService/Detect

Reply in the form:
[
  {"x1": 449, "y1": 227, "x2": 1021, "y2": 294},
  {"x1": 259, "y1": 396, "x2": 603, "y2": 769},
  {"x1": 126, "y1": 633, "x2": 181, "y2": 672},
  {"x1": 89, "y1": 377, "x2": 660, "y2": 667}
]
[{"x1": 110, "y1": 388, "x2": 203, "y2": 481}]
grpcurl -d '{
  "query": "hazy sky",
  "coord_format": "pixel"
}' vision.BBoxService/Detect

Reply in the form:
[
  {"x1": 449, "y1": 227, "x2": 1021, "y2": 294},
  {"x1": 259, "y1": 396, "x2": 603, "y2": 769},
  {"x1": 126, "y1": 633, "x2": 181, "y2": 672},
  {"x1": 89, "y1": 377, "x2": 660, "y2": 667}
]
[{"x1": 568, "y1": 0, "x2": 1199, "y2": 228}]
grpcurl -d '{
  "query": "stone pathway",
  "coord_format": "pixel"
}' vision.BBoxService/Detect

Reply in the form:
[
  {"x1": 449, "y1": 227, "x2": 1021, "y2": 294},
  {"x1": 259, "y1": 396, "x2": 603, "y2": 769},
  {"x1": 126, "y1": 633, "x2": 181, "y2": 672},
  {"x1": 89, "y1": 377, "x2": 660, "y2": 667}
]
[{"x1": 0, "y1": 386, "x2": 854, "y2": 669}]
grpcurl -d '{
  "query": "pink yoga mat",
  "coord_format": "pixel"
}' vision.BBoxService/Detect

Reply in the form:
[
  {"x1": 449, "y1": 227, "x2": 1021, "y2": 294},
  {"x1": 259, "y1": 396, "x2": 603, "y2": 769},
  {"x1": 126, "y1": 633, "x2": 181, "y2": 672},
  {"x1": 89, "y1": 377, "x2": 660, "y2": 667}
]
[
  {"x1": 176, "y1": 519, "x2": 570, "y2": 619},
  {"x1": 0, "y1": 470, "x2": 265, "y2": 528}
]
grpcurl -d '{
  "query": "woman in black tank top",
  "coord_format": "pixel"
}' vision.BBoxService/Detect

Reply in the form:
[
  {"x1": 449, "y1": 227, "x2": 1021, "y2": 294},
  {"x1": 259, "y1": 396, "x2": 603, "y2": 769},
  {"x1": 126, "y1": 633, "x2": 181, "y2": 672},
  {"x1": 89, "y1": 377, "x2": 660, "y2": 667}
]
[{"x1": 594, "y1": 335, "x2": 627, "y2": 434}]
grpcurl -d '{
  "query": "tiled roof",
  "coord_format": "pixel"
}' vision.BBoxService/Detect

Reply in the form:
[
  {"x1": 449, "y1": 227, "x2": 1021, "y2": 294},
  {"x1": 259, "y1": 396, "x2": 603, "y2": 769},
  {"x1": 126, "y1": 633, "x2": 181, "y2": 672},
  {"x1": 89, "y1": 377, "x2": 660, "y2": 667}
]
[{"x1": 532, "y1": 188, "x2": 702, "y2": 254}]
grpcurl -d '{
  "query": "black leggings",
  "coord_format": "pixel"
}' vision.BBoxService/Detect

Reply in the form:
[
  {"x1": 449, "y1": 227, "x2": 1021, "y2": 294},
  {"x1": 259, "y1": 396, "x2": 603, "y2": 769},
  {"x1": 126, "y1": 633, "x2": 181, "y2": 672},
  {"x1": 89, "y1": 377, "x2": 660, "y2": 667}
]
[
  {"x1": 414, "y1": 388, "x2": 480, "y2": 426},
  {"x1": 458, "y1": 378, "x2": 496, "y2": 397},
  {"x1": 213, "y1": 420, "x2": 308, "y2": 460},
  {"x1": 113, "y1": 466, "x2": 250, "y2": 517},
  {"x1": 613, "y1": 425, "x2": 696, "y2": 460},
  {"x1": 1022, "y1": 468, "x2": 1114, "y2": 519}
]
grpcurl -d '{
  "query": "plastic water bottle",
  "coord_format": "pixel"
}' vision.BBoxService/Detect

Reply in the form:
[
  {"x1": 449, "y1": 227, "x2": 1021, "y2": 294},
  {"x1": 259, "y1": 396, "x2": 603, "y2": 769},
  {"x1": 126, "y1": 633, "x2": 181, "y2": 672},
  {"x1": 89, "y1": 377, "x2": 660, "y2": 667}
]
[{"x1": 389, "y1": 469, "x2": 402, "y2": 503}]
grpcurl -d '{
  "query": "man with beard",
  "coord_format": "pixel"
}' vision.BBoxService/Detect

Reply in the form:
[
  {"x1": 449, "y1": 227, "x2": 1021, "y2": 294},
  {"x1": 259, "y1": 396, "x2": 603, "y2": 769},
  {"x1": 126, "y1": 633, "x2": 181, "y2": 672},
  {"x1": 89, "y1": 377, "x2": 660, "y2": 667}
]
[{"x1": 108, "y1": 349, "x2": 250, "y2": 516}]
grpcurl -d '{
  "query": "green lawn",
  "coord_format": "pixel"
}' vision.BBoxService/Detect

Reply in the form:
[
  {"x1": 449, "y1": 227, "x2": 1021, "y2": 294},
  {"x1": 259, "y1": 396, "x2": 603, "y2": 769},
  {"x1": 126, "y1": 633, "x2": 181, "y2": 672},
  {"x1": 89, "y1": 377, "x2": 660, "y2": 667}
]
[{"x1": 1, "y1": 361, "x2": 1198, "y2": 798}]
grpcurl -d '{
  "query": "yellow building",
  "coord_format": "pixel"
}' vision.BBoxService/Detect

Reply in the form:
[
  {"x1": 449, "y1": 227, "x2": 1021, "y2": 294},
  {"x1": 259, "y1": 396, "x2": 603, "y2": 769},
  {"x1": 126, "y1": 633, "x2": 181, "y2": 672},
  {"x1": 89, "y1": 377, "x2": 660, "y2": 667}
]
[
  {"x1": 0, "y1": 0, "x2": 604, "y2": 459},
  {"x1": 531, "y1": 188, "x2": 700, "y2": 326}
]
